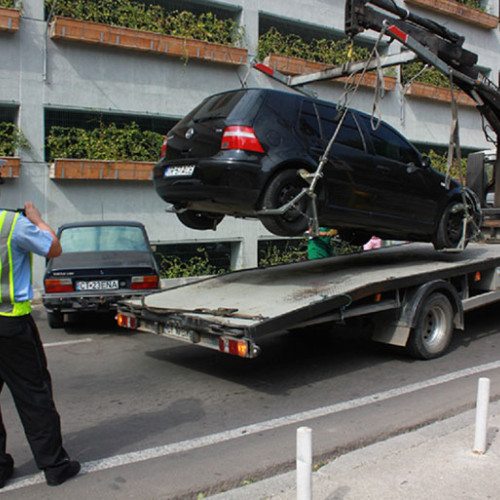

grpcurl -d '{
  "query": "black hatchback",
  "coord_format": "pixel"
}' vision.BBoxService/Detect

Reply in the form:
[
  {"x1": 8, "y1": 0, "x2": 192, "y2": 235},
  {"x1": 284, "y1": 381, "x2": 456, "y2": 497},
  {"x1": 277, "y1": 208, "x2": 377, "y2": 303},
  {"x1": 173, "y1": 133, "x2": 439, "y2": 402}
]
[{"x1": 153, "y1": 88, "x2": 480, "y2": 249}]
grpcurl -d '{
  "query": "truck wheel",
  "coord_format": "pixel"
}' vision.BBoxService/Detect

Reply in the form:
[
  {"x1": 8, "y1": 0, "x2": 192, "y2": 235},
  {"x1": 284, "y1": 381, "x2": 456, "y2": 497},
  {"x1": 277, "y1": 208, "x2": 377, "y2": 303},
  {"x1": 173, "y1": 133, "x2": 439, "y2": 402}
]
[
  {"x1": 176, "y1": 210, "x2": 224, "y2": 231},
  {"x1": 259, "y1": 169, "x2": 311, "y2": 236},
  {"x1": 406, "y1": 292, "x2": 453, "y2": 359},
  {"x1": 48, "y1": 311, "x2": 64, "y2": 329}
]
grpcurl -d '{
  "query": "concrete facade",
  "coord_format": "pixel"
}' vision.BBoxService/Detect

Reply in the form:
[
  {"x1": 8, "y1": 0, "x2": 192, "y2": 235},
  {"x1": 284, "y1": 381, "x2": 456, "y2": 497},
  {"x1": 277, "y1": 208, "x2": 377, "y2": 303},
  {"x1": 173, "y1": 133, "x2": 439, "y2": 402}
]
[{"x1": 1, "y1": 0, "x2": 499, "y2": 287}]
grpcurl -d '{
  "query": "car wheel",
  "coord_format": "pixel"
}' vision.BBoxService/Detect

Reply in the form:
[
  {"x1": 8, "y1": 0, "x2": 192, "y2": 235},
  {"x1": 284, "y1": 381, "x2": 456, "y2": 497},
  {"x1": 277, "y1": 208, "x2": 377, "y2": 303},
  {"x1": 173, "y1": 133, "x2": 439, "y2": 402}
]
[
  {"x1": 338, "y1": 230, "x2": 371, "y2": 247},
  {"x1": 48, "y1": 311, "x2": 64, "y2": 329},
  {"x1": 406, "y1": 293, "x2": 453, "y2": 359},
  {"x1": 433, "y1": 193, "x2": 481, "y2": 250},
  {"x1": 176, "y1": 210, "x2": 224, "y2": 231},
  {"x1": 259, "y1": 169, "x2": 311, "y2": 236}
]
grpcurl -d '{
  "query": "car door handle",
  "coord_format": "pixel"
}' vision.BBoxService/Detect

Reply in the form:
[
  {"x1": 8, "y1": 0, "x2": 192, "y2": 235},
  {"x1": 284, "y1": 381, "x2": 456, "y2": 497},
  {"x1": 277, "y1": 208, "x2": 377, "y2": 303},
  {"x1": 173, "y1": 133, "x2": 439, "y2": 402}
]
[{"x1": 376, "y1": 165, "x2": 390, "y2": 174}]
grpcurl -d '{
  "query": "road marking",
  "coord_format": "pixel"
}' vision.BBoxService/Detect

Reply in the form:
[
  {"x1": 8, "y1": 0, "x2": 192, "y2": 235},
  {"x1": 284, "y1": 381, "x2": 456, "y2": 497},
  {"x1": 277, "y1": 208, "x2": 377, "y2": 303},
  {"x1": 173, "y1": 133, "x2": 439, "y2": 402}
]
[
  {"x1": 3, "y1": 358, "x2": 500, "y2": 492},
  {"x1": 43, "y1": 338, "x2": 93, "y2": 348}
]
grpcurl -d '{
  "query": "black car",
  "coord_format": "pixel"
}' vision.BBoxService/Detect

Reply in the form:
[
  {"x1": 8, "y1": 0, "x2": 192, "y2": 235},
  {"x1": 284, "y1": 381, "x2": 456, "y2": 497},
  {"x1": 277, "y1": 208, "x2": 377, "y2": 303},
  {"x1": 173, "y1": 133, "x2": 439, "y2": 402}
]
[
  {"x1": 42, "y1": 221, "x2": 160, "y2": 328},
  {"x1": 153, "y1": 88, "x2": 480, "y2": 249}
]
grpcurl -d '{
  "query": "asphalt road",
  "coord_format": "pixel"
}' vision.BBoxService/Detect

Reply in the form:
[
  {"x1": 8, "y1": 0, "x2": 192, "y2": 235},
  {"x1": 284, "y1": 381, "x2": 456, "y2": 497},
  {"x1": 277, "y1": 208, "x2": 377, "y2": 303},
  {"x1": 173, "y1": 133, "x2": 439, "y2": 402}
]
[{"x1": 1, "y1": 302, "x2": 500, "y2": 499}]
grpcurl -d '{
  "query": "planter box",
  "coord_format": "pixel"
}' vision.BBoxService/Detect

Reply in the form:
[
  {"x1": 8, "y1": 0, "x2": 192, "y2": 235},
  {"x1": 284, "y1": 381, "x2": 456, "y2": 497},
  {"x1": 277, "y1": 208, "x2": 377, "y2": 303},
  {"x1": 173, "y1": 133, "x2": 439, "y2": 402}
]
[
  {"x1": 404, "y1": 80, "x2": 476, "y2": 106},
  {"x1": 49, "y1": 159, "x2": 154, "y2": 181},
  {"x1": 263, "y1": 54, "x2": 397, "y2": 91},
  {"x1": 406, "y1": 0, "x2": 498, "y2": 29},
  {"x1": 0, "y1": 157, "x2": 20, "y2": 178},
  {"x1": 49, "y1": 17, "x2": 247, "y2": 65},
  {"x1": 0, "y1": 6, "x2": 19, "y2": 32}
]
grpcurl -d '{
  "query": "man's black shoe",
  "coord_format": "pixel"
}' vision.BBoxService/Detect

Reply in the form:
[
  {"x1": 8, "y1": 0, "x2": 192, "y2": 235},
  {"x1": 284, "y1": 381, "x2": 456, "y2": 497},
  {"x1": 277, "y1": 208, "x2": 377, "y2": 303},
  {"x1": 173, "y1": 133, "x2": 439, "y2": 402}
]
[
  {"x1": 44, "y1": 460, "x2": 81, "y2": 486},
  {"x1": 0, "y1": 465, "x2": 14, "y2": 489}
]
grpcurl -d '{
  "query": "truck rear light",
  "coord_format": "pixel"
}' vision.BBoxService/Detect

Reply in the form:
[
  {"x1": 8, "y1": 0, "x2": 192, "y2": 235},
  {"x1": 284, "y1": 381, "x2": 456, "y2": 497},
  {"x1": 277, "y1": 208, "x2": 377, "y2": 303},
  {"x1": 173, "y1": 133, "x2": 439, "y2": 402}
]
[
  {"x1": 44, "y1": 278, "x2": 74, "y2": 293},
  {"x1": 130, "y1": 275, "x2": 159, "y2": 290},
  {"x1": 160, "y1": 136, "x2": 168, "y2": 157},
  {"x1": 219, "y1": 337, "x2": 249, "y2": 357},
  {"x1": 221, "y1": 126, "x2": 264, "y2": 153},
  {"x1": 116, "y1": 312, "x2": 137, "y2": 329}
]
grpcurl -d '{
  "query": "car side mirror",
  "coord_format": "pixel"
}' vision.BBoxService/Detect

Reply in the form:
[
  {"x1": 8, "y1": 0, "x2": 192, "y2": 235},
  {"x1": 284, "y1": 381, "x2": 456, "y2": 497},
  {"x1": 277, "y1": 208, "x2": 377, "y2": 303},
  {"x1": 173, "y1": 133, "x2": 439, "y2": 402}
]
[
  {"x1": 421, "y1": 156, "x2": 431, "y2": 169},
  {"x1": 406, "y1": 162, "x2": 419, "y2": 174}
]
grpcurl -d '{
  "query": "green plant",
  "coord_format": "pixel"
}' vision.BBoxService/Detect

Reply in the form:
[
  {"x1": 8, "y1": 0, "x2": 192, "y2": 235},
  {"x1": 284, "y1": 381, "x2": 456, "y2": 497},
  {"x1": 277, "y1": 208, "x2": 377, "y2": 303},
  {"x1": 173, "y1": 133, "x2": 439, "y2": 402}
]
[
  {"x1": 0, "y1": 122, "x2": 29, "y2": 156},
  {"x1": 258, "y1": 240, "x2": 308, "y2": 266},
  {"x1": 257, "y1": 27, "x2": 370, "y2": 65},
  {"x1": 155, "y1": 249, "x2": 225, "y2": 278},
  {"x1": 0, "y1": 0, "x2": 15, "y2": 8},
  {"x1": 45, "y1": 121, "x2": 164, "y2": 162},
  {"x1": 424, "y1": 149, "x2": 467, "y2": 178},
  {"x1": 456, "y1": 0, "x2": 484, "y2": 11},
  {"x1": 401, "y1": 62, "x2": 456, "y2": 88},
  {"x1": 44, "y1": 0, "x2": 244, "y2": 46}
]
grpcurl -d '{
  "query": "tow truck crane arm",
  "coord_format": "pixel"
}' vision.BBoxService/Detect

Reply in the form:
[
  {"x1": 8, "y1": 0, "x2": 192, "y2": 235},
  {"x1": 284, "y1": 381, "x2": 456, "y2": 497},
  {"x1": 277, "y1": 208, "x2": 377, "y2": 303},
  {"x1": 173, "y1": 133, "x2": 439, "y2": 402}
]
[
  {"x1": 345, "y1": 0, "x2": 500, "y2": 140},
  {"x1": 345, "y1": 0, "x2": 500, "y2": 209}
]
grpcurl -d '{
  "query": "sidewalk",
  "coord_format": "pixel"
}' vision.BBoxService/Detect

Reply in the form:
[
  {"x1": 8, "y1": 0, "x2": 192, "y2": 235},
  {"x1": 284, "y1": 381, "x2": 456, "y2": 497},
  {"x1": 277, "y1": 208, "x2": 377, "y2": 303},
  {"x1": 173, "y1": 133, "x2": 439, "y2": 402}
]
[{"x1": 208, "y1": 401, "x2": 500, "y2": 500}]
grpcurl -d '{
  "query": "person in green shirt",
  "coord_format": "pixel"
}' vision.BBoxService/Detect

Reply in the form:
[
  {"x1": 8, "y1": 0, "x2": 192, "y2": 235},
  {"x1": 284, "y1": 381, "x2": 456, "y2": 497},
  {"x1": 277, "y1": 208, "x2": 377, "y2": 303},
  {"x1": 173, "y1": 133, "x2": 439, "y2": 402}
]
[{"x1": 308, "y1": 227, "x2": 337, "y2": 259}]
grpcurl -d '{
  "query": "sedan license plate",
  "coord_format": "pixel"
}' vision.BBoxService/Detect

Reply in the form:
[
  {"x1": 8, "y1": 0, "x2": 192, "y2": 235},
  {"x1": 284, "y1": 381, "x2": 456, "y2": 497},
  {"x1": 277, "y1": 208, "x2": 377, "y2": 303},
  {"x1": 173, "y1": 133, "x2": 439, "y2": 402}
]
[
  {"x1": 164, "y1": 165, "x2": 195, "y2": 177},
  {"x1": 75, "y1": 280, "x2": 119, "y2": 291}
]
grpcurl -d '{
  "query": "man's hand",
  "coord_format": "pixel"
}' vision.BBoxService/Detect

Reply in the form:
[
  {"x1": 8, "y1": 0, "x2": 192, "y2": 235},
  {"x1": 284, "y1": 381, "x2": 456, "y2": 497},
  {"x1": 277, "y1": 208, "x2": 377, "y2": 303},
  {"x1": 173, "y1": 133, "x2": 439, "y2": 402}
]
[{"x1": 24, "y1": 202, "x2": 62, "y2": 258}]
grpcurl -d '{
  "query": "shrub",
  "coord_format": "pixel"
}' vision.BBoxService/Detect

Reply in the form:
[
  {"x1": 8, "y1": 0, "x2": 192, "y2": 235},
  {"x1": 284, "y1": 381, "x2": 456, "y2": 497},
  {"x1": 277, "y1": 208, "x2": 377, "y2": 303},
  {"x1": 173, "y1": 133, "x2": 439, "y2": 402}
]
[
  {"x1": 45, "y1": 122, "x2": 164, "y2": 162},
  {"x1": 425, "y1": 149, "x2": 467, "y2": 178},
  {"x1": 0, "y1": 0, "x2": 15, "y2": 8},
  {"x1": 0, "y1": 122, "x2": 28, "y2": 156},
  {"x1": 257, "y1": 27, "x2": 370, "y2": 65},
  {"x1": 44, "y1": 0, "x2": 244, "y2": 46},
  {"x1": 155, "y1": 249, "x2": 225, "y2": 278}
]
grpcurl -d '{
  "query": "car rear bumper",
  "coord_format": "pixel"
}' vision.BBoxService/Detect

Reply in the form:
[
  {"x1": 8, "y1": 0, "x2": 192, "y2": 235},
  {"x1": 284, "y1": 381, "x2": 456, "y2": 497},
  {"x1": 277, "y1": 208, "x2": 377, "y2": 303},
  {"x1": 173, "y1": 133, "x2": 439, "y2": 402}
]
[
  {"x1": 42, "y1": 289, "x2": 160, "y2": 314},
  {"x1": 153, "y1": 157, "x2": 265, "y2": 211}
]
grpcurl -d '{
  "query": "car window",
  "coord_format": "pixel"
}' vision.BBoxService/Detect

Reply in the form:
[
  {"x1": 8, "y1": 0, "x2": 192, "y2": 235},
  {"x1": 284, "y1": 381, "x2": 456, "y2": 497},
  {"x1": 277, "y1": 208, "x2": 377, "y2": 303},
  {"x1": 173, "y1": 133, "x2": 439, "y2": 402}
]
[
  {"x1": 299, "y1": 101, "x2": 321, "y2": 139},
  {"x1": 60, "y1": 226, "x2": 149, "y2": 253},
  {"x1": 362, "y1": 118, "x2": 421, "y2": 164},
  {"x1": 179, "y1": 91, "x2": 246, "y2": 126},
  {"x1": 316, "y1": 105, "x2": 365, "y2": 150}
]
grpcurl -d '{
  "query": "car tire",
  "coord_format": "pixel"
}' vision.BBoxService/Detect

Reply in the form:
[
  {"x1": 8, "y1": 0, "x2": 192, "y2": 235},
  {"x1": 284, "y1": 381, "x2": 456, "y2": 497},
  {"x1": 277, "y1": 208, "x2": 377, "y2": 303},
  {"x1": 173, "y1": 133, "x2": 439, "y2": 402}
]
[
  {"x1": 338, "y1": 230, "x2": 371, "y2": 247},
  {"x1": 433, "y1": 192, "x2": 481, "y2": 250},
  {"x1": 406, "y1": 292, "x2": 453, "y2": 359},
  {"x1": 176, "y1": 210, "x2": 224, "y2": 231},
  {"x1": 259, "y1": 169, "x2": 312, "y2": 236},
  {"x1": 48, "y1": 311, "x2": 64, "y2": 329}
]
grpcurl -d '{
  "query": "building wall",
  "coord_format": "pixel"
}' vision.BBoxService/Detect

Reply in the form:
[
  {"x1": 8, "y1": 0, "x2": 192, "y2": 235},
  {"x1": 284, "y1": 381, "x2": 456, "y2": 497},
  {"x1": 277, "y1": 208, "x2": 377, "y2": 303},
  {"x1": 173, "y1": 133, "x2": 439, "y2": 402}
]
[{"x1": 1, "y1": 0, "x2": 499, "y2": 288}]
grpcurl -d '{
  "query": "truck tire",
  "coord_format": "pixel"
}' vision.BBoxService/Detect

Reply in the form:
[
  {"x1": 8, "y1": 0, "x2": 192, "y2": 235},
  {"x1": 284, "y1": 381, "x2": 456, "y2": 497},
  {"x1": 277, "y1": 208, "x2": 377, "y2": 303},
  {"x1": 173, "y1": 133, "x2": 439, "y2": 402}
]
[
  {"x1": 406, "y1": 292, "x2": 453, "y2": 359},
  {"x1": 259, "y1": 169, "x2": 311, "y2": 236},
  {"x1": 176, "y1": 210, "x2": 224, "y2": 231},
  {"x1": 48, "y1": 311, "x2": 64, "y2": 329}
]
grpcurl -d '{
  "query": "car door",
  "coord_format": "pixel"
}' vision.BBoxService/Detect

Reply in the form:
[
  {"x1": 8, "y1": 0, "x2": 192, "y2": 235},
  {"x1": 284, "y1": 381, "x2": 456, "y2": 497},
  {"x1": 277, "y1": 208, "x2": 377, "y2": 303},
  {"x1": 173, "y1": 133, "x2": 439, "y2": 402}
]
[
  {"x1": 357, "y1": 115, "x2": 438, "y2": 232},
  {"x1": 316, "y1": 104, "x2": 384, "y2": 226}
]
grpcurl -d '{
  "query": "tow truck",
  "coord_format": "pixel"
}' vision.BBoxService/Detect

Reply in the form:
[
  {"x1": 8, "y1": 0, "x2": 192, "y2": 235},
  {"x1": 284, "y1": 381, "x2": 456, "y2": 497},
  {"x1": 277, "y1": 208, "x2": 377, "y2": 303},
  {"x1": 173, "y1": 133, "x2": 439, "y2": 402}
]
[{"x1": 116, "y1": 0, "x2": 500, "y2": 360}]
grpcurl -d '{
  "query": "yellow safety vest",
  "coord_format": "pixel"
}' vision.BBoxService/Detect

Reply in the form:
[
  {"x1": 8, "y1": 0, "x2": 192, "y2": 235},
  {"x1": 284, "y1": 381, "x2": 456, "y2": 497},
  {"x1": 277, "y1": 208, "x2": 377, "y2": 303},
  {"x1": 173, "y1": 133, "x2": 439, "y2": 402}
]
[{"x1": 0, "y1": 210, "x2": 32, "y2": 316}]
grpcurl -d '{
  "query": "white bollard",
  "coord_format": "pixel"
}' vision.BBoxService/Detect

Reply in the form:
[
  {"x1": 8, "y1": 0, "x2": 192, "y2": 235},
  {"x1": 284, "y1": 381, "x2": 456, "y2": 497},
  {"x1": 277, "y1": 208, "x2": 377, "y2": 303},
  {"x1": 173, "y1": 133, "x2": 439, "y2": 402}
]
[
  {"x1": 473, "y1": 377, "x2": 490, "y2": 454},
  {"x1": 297, "y1": 426, "x2": 312, "y2": 500}
]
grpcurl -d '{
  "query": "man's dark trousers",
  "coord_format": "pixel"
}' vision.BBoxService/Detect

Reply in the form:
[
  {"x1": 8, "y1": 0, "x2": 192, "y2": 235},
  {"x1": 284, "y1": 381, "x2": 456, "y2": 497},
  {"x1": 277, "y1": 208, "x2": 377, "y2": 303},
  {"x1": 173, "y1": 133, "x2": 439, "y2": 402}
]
[{"x1": 0, "y1": 315, "x2": 69, "y2": 472}]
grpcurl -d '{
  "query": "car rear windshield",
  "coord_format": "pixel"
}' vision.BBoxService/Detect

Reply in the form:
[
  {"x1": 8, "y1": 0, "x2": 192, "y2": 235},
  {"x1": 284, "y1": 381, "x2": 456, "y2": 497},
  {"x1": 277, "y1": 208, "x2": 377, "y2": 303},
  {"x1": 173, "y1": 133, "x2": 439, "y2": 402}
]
[
  {"x1": 60, "y1": 226, "x2": 149, "y2": 253},
  {"x1": 178, "y1": 91, "x2": 247, "y2": 126}
]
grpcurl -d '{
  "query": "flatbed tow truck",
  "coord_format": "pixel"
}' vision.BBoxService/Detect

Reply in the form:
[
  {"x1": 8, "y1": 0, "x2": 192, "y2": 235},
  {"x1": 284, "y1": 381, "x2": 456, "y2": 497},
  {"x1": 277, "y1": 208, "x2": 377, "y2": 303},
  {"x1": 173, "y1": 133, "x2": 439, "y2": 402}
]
[{"x1": 117, "y1": 0, "x2": 500, "y2": 360}]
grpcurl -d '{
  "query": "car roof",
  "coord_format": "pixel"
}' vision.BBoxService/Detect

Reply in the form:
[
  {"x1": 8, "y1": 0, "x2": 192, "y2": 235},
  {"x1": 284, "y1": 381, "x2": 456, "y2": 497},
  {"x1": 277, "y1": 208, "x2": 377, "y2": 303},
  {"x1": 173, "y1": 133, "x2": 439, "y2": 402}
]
[{"x1": 58, "y1": 220, "x2": 146, "y2": 231}]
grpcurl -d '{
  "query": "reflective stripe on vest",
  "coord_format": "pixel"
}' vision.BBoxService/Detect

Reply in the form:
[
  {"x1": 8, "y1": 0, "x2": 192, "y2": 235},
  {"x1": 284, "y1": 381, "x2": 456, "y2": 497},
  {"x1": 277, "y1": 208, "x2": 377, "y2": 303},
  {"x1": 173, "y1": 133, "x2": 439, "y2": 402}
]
[{"x1": 0, "y1": 211, "x2": 31, "y2": 316}]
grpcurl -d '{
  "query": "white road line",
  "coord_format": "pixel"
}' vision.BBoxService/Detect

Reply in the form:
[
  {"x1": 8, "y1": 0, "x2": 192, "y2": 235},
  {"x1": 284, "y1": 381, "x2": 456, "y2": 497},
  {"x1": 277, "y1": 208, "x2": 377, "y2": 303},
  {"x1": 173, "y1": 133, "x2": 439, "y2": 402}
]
[
  {"x1": 3, "y1": 359, "x2": 500, "y2": 492},
  {"x1": 43, "y1": 338, "x2": 93, "y2": 348}
]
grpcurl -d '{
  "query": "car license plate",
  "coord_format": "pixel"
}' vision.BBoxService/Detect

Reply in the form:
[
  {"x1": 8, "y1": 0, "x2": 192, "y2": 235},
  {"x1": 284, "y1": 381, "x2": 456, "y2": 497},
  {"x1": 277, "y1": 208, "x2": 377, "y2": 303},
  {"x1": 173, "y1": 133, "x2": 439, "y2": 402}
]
[
  {"x1": 164, "y1": 325, "x2": 198, "y2": 342},
  {"x1": 164, "y1": 165, "x2": 195, "y2": 177},
  {"x1": 75, "y1": 280, "x2": 119, "y2": 291}
]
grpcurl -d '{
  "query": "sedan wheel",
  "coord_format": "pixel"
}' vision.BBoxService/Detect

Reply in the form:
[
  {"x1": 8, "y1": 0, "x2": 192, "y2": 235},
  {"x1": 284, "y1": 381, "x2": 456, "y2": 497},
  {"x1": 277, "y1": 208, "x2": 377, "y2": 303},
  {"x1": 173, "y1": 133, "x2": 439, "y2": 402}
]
[{"x1": 259, "y1": 169, "x2": 311, "y2": 236}]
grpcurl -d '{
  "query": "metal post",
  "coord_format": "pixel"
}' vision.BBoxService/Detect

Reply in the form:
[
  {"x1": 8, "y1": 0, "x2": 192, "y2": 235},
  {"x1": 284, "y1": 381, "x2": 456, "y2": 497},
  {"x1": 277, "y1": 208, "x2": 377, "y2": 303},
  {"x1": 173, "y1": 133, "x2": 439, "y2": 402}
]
[
  {"x1": 297, "y1": 426, "x2": 312, "y2": 500},
  {"x1": 473, "y1": 377, "x2": 490, "y2": 454}
]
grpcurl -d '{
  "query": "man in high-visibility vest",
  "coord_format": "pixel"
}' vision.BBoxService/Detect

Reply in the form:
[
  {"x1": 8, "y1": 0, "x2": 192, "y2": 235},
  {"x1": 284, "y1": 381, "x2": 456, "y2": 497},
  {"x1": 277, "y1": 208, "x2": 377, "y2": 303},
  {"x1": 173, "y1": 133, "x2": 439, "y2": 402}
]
[{"x1": 0, "y1": 177, "x2": 80, "y2": 488}]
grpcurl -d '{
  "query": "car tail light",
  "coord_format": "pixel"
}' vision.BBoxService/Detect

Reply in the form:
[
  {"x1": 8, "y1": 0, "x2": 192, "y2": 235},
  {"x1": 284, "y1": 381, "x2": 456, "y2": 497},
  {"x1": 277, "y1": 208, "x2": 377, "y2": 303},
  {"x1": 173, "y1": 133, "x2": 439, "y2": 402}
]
[
  {"x1": 160, "y1": 136, "x2": 168, "y2": 157},
  {"x1": 44, "y1": 278, "x2": 74, "y2": 293},
  {"x1": 219, "y1": 337, "x2": 249, "y2": 357},
  {"x1": 130, "y1": 275, "x2": 159, "y2": 290},
  {"x1": 221, "y1": 126, "x2": 264, "y2": 153},
  {"x1": 116, "y1": 312, "x2": 137, "y2": 329}
]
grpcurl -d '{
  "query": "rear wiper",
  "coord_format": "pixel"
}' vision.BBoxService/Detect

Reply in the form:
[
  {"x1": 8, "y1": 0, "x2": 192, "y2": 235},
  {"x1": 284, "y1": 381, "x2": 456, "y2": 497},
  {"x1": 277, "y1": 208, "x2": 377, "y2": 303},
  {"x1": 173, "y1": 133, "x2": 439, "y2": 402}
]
[{"x1": 193, "y1": 114, "x2": 225, "y2": 123}]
